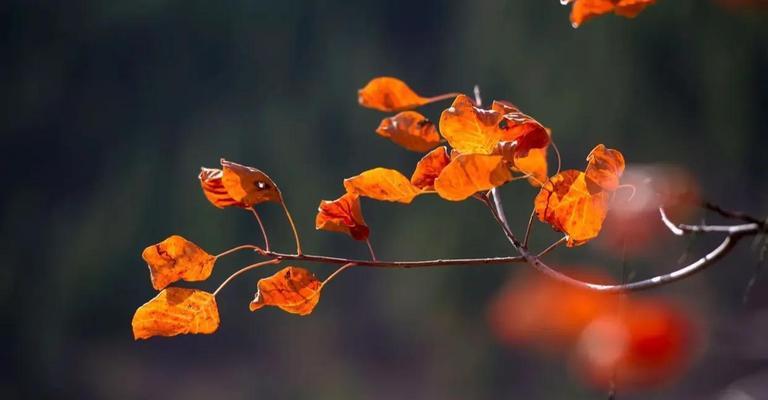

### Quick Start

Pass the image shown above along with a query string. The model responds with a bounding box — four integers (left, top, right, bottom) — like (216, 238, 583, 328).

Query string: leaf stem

(213, 259, 280, 297)
(537, 236, 567, 258)
(523, 206, 537, 248)
(215, 244, 261, 259)
(365, 238, 377, 261)
(249, 207, 270, 252)
(322, 263, 355, 287)
(281, 200, 302, 255)
(425, 92, 462, 105)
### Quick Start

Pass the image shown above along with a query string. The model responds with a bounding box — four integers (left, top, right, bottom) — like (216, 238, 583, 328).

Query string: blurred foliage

(1, 0, 767, 398)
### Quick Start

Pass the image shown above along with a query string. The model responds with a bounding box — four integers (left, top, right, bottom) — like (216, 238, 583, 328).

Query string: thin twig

(537, 236, 567, 258)
(280, 199, 302, 255)
(425, 92, 462, 104)
(523, 206, 537, 248)
(215, 244, 261, 259)
(473, 85, 482, 107)
(249, 207, 270, 252)
(365, 238, 377, 261)
(213, 259, 281, 296)
(322, 263, 355, 287)
(703, 201, 766, 226)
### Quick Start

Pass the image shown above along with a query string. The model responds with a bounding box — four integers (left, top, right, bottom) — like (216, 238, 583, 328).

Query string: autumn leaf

(344, 167, 422, 204)
(316, 193, 370, 240)
(410, 146, 451, 190)
(199, 159, 281, 209)
(440, 95, 549, 157)
(132, 288, 219, 340)
(585, 144, 625, 191)
(358, 77, 456, 112)
(564, 0, 656, 28)
(142, 235, 216, 290)
(249, 266, 322, 316)
(534, 170, 609, 246)
(434, 154, 513, 201)
(512, 147, 549, 187)
(376, 111, 441, 152)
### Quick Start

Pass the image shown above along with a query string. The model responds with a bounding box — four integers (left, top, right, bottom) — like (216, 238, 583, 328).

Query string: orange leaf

(566, 0, 655, 28)
(434, 154, 513, 201)
(534, 170, 608, 246)
(376, 111, 441, 152)
(512, 147, 549, 187)
(316, 193, 370, 241)
(343, 167, 422, 204)
(142, 235, 216, 290)
(199, 159, 281, 209)
(585, 144, 625, 191)
(440, 95, 549, 156)
(410, 146, 451, 190)
(249, 266, 322, 316)
(132, 288, 219, 340)
(358, 77, 453, 112)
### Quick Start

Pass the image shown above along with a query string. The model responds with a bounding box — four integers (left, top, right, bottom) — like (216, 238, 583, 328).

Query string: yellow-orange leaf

(376, 111, 441, 152)
(513, 147, 549, 187)
(358, 77, 429, 112)
(199, 159, 281, 209)
(142, 235, 216, 290)
(410, 146, 451, 191)
(565, 0, 656, 28)
(249, 266, 322, 316)
(585, 144, 625, 191)
(534, 170, 608, 246)
(132, 288, 219, 340)
(316, 193, 370, 240)
(434, 154, 513, 201)
(343, 168, 422, 204)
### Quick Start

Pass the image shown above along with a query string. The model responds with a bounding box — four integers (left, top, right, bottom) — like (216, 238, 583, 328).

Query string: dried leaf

(376, 111, 441, 152)
(358, 77, 429, 112)
(344, 167, 422, 204)
(132, 288, 219, 340)
(142, 235, 216, 290)
(585, 144, 625, 192)
(410, 146, 451, 190)
(199, 159, 281, 209)
(440, 95, 549, 156)
(534, 170, 608, 246)
(434, 154, 513, 201)
(565, 0, 656, 28)
(249, 266, 322, 316)
(316, 193, 370, 240)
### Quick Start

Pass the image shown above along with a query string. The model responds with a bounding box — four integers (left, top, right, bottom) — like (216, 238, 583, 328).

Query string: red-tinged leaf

(199, 159, 281, 209)
(376, 111, 441, 152)
(410, 146, 451, 190)
(249, 266, 322, 316)
(132, 288, 219, 340)
(316, 193, 370, 240)
(565, 0, 656, 28)
(585, 144, 625, 191)
(142, 235, 216, 290)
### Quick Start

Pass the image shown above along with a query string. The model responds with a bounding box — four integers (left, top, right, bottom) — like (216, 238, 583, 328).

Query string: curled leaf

(132, 288, 219, 340)
(534, 170, 608, 246)
(376, 111, 441, 152)
(343, 167, 422, 204)
(250, 266, 322, 316)
(142, 235, 216, 290)
(585, 144, 625, 191)
(410, 146, 451, 191)
(316, 193, 370, 240)
(199, 159, 281, 209)
(565, 0, 656, 28)
(434, 154, 513, 201)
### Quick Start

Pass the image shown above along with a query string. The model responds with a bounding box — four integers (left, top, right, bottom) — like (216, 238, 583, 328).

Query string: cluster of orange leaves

(489, 272, 694, 391)
(133, 77, 626, 340)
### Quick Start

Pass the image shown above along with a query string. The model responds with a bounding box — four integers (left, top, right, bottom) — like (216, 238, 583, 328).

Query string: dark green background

(2, 1, 767, 398)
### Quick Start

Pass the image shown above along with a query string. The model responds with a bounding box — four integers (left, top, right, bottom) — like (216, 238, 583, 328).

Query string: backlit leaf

(200, 159, 282, 208)
(565, 0, 656, 28)
(316, 193, 370, 240)
(534, 170, 608, 246)
(434, 154, 513, 201)
(142, 235, 216, 290)
(132, 288, 219, 340)
(358, 77, 428, 112)
(512, 147, 549, 187)
(344, 167, 422, 204)
(585, 144, 625, 191)
(410, 146, 451, 190)
(376, 111, 441, 152)
(249, 266, 322, 316)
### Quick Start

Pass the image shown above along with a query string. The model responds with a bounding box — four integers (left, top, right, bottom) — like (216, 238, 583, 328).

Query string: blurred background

(2, 0, 767, 398)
